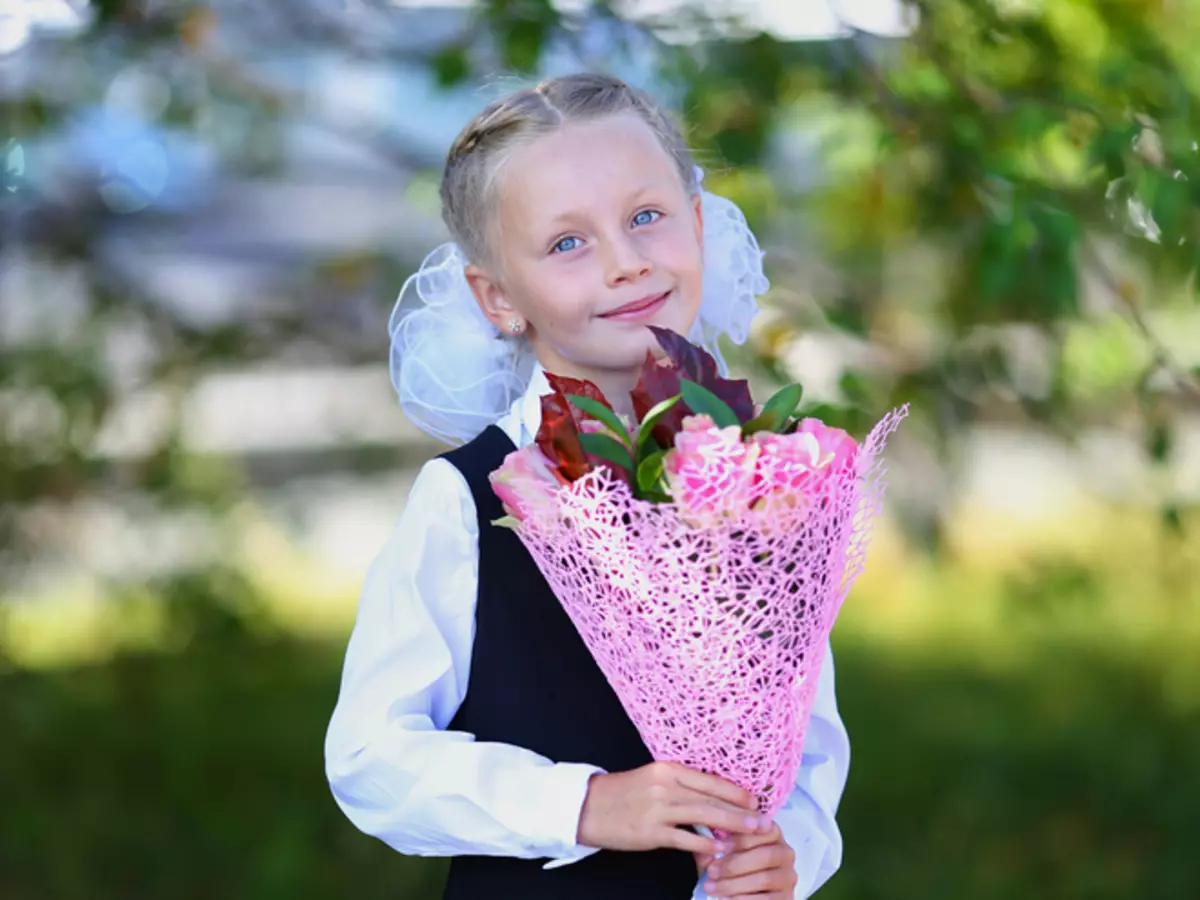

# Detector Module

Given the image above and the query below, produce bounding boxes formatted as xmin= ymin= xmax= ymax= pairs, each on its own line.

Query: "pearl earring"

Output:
xmin=507 ymin=318 xmax=524 ymax=335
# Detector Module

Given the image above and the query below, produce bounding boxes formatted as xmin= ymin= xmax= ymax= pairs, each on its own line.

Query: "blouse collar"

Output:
xmin=512 ymin=362 xmax=551 ymax=449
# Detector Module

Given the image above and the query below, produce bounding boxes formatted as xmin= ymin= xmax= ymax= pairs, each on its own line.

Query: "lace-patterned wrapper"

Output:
xmin=507 ymin=406 xmax=907 ymax=817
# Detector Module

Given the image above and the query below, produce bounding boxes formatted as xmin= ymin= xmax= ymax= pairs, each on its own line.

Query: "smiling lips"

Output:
xmin=601 ymin=290 xmax=671 ymax=321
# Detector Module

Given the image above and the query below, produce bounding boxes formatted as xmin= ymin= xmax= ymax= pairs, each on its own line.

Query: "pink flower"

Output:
xmin=489 ymin=444 xmax=564 ymax=523
xmin=663 ymin=415 xmax=760 ymax=527
xmin=751 ymin=420 xmax=859 ymax=516
xmin=793 ymin=418 xmax=858 ymax=475
xmin=751 ymin=433 xmax=813 ymax=509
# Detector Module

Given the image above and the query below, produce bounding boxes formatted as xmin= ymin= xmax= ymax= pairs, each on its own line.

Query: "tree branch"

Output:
xmin=1083 ymin=237 xmax=1200 ymax=400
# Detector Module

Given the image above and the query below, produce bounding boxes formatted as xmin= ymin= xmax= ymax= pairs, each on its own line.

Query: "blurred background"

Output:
xmin=2 ymin=0 xmax=1199 ymax=898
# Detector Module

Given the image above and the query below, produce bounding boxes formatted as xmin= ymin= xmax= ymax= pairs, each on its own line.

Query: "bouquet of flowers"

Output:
xmin=490 ymin=327 xmax=907 ymax=817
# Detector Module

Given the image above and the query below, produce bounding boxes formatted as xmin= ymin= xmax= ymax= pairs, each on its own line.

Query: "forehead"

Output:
xmin=496 ymin=114 xmax=684 ymax=224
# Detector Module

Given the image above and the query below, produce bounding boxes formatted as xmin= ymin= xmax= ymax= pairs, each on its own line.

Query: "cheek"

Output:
xmin=519 ymin=268 xmax=597 ymax=331
xmin=659 ymin=227 xmax=705 ymax=285
xmin=667 ymin=216 xmax=703 ymax=260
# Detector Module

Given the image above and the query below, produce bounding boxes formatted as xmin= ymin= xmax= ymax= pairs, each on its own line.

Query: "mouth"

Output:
xmin=600 ymin=290 xmax=671 ymax=321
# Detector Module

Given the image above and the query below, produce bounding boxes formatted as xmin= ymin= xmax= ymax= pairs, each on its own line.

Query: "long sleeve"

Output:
xmin=323 ymin=458 xmax=603 ymax=864
xmin=776 ymin=642 xmax=850 ymax=898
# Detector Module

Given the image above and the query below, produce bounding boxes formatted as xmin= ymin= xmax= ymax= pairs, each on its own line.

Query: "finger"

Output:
xmin=704 ymin=865 xmax=796 ymax=898
xmin=670 ymin=789 xmax=773 ymax=834
xmin=722 ymin=822 xmax=781 ymax=854
xmin=689 ymin=794 xmax=773 ymax=826
xmin=674 ymin=767 xmax=758 ymax=811
xmin=664 ymin=826 xmax=729 ymax=857
xmin=668 ymin=802 xmax=768 ymax=836
xmin=707 ymin=842 xmax=791 ymax=879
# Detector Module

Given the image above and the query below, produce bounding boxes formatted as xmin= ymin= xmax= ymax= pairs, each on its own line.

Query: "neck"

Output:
xmin=589 ymin=373 xmax=638 ymax=421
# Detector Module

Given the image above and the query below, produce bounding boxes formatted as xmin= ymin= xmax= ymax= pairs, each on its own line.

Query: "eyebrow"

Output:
xmin=543 ymin=183 xmax=672 ymax=229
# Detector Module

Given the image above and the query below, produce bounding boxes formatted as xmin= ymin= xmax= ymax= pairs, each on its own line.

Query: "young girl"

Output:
xmin=324 ymin=73 xmax=849 ymax=900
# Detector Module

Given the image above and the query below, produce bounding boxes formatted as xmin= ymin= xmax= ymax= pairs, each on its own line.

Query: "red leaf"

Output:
xmin=534 ymin=375 xmax=634 ymax=486
xmin=535 ymin=389 xmax=591 ymax=482
xmin=545 ymin=373 xmax=612 ymax=419
xmin=647 ymin=327 xmax=756 ymax=423
xmin=648 ymin=326 xmax=721 ymax=383
xmin=545 ymin=373 xmax=635 ymax=486
xmin=631 ymin=352 xmax=688 ymax=448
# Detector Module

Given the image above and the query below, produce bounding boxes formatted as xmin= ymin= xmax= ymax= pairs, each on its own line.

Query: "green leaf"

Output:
xmin=1144 ymin=168 xmax=1187 ymax=239
xmin=636 ymin=449 xmax=666 ymax=495
xmin=977 ymin=217 xmax=1021 ymax=305
xmin=1148 ymin=419 xmax=1172 ymax=464
xmin=635 ymin=395 xmax=680 ymax=456
xmin=792 ymin=401 xmax=856 ymax=433
xmin=679 ymin=379 xmax=739 ymax=428
xmin=742 ymin=383 xmax=804 ymax=435
xmin=500 ymin=17 xmax=547 ymax=72
xmin=491 ymin=515 xmax=521 ymax=531
xmin=578 ymin=432 xmax=633 ymax=472
xmin=1161 ymin=503 xmax=1185 ymax=537
xmin=431 ymin=46 xmax=470 ymax=86
xmin=566 ymin=395 xmax=631 ymax=446
xmin=838 ymin=370 xmax=873 ymax=408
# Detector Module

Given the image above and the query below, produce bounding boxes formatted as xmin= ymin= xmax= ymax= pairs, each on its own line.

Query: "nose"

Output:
xmin=602 ymin=232 xmax=652 ymax=287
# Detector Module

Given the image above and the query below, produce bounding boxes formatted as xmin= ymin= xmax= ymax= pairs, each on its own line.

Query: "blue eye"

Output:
xmin=632 ymin=209 xmax=662 ymax=227
xmin=552 ymin=236 xmax=582 ymax=254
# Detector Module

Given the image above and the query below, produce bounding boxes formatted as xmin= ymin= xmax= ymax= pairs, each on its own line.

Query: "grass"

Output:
xmin=826 ymin=636 xmax=1199 ymax=900
xmin=1 ymin=503 xmax=1198 ymax=899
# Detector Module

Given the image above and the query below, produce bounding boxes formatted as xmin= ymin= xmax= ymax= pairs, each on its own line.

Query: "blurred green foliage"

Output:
xmin=4 ymin=0 xmax=1200 ymax=573
xmin=3 ymin=504 xmax=1198 ymax=898
xmin=2 ymin=588 xmax=1196 ymax=900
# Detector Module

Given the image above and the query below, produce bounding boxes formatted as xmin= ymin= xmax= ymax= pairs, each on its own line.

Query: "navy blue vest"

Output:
xmin=438 ymin=425 xmax=697 ymax=900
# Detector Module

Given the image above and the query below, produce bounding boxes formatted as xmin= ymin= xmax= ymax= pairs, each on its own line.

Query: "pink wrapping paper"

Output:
xmin=508 ymin=406 xmax=908 ymax=816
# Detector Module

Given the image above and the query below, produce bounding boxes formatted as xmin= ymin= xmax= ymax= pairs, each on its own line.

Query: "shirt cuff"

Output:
xmin=791 ymin=828 xmax=835 ymax=898
xmin=538 ymin=763 xmax=605 ymax=869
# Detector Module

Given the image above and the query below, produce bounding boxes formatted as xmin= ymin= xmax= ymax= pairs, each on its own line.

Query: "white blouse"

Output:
xmin=324 ymin=366 xmax=851 ymax=899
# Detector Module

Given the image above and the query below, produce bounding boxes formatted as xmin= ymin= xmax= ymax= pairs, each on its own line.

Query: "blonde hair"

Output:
xmin=440 ymin=73 xmax=698 ymax=269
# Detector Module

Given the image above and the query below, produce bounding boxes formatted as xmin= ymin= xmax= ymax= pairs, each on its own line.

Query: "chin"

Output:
xmin=595 ymin=337 xmax=660 ymax=373
xmin=633 ymin=325 xmax=673 ymax=356
xmin=653 ymin=294 xmax=701 ymax=336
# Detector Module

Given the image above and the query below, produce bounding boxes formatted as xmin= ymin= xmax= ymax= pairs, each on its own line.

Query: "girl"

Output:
xmin=324 ymin=73 xmax=849 ymax=900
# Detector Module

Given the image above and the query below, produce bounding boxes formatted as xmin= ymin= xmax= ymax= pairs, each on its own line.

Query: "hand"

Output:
xmin=697 ymin=822 xmax=798 ymax=898
xmin=576 ymin=762 xmax=772 ymax=856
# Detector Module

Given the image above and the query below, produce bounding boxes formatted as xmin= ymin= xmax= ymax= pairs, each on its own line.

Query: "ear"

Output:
xmin=691 ymin=192 xmax=705 ymax=255
xmin=464 ymin=263 xmax=525 ymax=334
